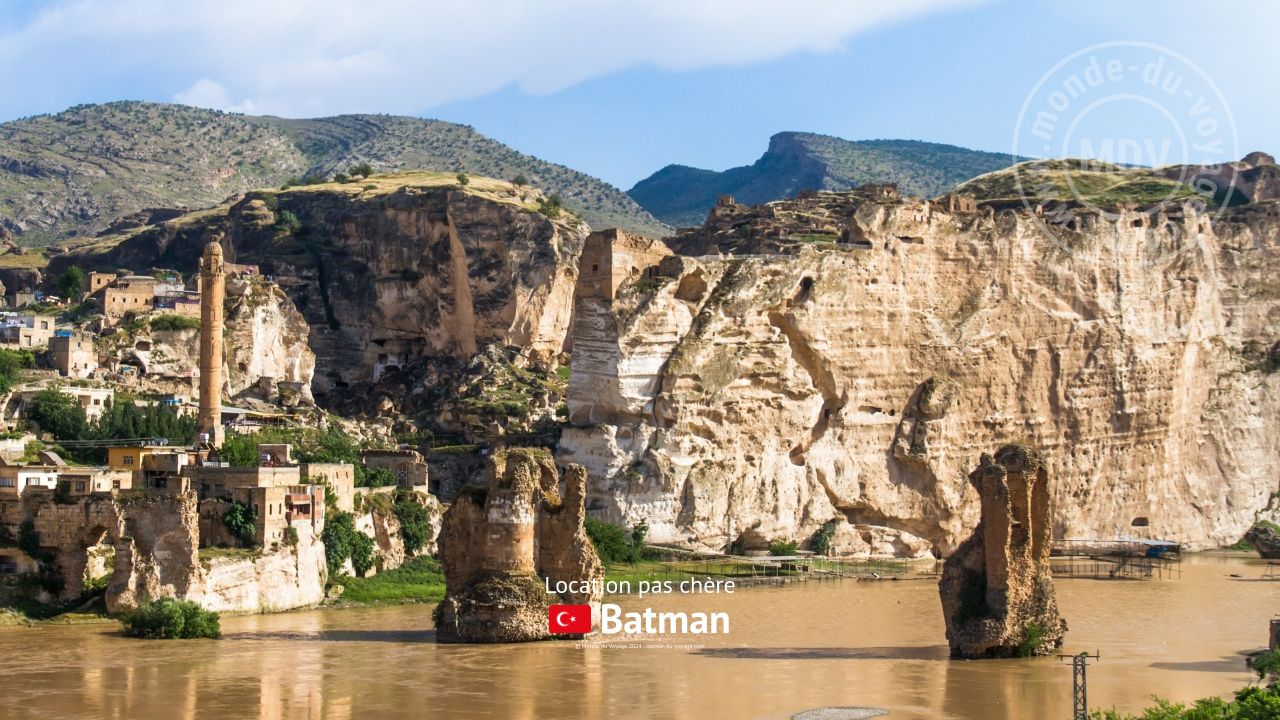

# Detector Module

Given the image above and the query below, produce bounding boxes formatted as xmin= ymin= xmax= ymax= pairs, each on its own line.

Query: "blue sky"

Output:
xmin=0 ymin=0 xmax=1275 ymax=188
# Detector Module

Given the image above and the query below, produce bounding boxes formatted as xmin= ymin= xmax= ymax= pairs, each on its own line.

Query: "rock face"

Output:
xmin=223 ymin=274 xmax=316 ymax=403
xmin=108 ymin=275 xmax=316 ymax=403
xmin=187 ymin=527 xmax=327 ymax=613
xmin=352 ymin=489 xmax=445 ymax=574
xmin=435 ymin=448 xmax=602 ymax=643
xmin=54 ymin=175 xmax=585 ymax=416
xmin=1244 ymin=522 xmax=1280 ymax=559
xmin=557 ymin=190 xmax=1280 ymax=555
xmin=939 ymin=446 xmax=1065 ymax=658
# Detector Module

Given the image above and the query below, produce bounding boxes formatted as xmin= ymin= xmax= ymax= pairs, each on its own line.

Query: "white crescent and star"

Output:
xmin=556 ymin=611 xmax=572 ymax=627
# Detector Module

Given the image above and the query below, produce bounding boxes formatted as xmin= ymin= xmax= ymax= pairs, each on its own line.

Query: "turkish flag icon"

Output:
xmin=548 ymin=604 xmax=592 ymax=634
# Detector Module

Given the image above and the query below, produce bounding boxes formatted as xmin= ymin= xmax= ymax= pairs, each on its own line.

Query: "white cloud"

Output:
xmin=0 ymin=0 xmax=981 ymax=118
xmin=173 ymin=79 xmax=256 ymax=114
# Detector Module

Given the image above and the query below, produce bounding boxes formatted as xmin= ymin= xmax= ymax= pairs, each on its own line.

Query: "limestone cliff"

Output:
xmin=107 ymin=275 xmax=316 ymax=403
xmin=558 ymin=191 xmax=1280 ymax=555
xmin=55 ymin=173 xmax=586 ymax=418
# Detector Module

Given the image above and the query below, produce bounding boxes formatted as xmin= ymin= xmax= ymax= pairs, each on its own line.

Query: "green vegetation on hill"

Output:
xmin=0 ymin=101 xmax=667 ymax=245
xmin=957 ymin=159 xmax=1208 ymax=207
xmin=628 ymin=132 xmax=1014 ymax=227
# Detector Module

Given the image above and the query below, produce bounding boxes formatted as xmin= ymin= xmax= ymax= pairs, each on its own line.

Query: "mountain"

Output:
xmin=0 ymin=101 xmax=669 ymax=244
xmin=628 ymin=132 xmax=1015 ymax=227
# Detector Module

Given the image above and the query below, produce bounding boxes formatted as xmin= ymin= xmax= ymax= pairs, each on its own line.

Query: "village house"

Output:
xmin=0 ymin=461 xmax=59 ymax=496
xmin=10 ymin=384 xmax=113 ymax=423
xmin=1 ymin=314 xmax=56 ymax=348
xmin=362 ymin=448 xmax=430 ymax=492
xmin=101 ymin=275 xmax=158 ymax=320
xmin=48 ymin=330 xmax=98 ymax=378
xmin=55 ymin=467 xmax=133 ymax=496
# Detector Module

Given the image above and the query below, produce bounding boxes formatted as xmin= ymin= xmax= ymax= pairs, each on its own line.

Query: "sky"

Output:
xmin=0 ymin=0 xmax=1275 ymax=188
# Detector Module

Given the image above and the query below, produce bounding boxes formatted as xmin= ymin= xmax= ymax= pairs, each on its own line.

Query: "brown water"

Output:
xmin=0 ymin=554 xmax=1274 ymax=720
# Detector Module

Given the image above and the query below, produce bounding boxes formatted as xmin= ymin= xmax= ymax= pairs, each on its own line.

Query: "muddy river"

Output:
xmin=0 ymin=554 xmax=1273 ymax=719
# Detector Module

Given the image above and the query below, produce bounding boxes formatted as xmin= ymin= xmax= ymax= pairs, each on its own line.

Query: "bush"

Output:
xmin=283 ymin=526 xmax=299 ymax=546
xmin=456 ymin=172 xmax=469 ymax=186
xmin=768 ymin=539 xmax=799 ymax=556
xmin=536 ymin=193 xmax=563 ymax=218
xmin=28 ymin=387 xmax=88 ymax=440
xmin=810 ymin=520 xmax=838 ymax=556
xmin=394 ymin=496 xmax=432 ymax=555
xmin=350 ymin=532 xmax=375 ymax=577
xmin=585 ymin=517 xmax=634 ymax=563
xmin=348 ymin=162 xmax=373 ymax=178
xmin=120 ymin=599 xmax=221 ymax=639
xmin=274 ymin=209 xmax=302 ymax=234
xmin=511 ymin=173 xmax=529 ymax=186
xmin=1016 ymin=622 xmax=1046 ymax=657
xmin=324 ymin=511 xmax=375 ymax=577
xmin=363 ymin=466 xmax=396 ymax=488
xmin=150 ymin=314 xmax=200 ymax=332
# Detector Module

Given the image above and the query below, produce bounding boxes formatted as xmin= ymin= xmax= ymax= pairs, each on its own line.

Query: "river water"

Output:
xmin=0 ymin=554 xmax=1273 ymax=720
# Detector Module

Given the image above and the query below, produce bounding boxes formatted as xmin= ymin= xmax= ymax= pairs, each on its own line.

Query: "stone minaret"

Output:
xmin=196 ymin=239 xmax=226 ymax=448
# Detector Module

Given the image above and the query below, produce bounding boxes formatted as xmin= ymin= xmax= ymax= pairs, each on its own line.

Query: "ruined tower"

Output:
xmin=196 ymin=239 xmax=226 ymax=448
xmin=938 ymin=444 xmax=1066 ymax=658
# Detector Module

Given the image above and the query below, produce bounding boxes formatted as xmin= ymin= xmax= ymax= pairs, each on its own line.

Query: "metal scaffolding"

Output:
xmin=1051 ymin=539 xmax=1181 ymax=580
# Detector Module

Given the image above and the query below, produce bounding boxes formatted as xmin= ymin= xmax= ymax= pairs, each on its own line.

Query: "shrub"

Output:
xmin=1016 ymin=622 xmax=1046 ymax=657
xmin=350 ymin=532 xmax=375 ymax=577
xmin=283 ymin=526 xmax=299 ymax=546
xmin=585 ymin=517 xmax=633 ymax=563
xmin=150 ymin=314 xmax=200 ymax=332
xmin=511 ymin=173 xmax=529 ymax=186
xmin=768 ymin=539 xmax=799 ymax=556
xmin=324 ymin=512 xmax=375 ymax=576
xmin=274 ymin=209 xmax=302 ymax=234
xmin=348 ymin=162 xmax=373 ymax=178
xmin=363 ymin=466 xmax=397 ymax=488
xmin=120 ymin=599 xmax=221 ymax=639
xmin=456 ymin=172 xmax=469 ymax=186
xmin=536 ymin=193 xmax=563 ymax=218
xmin=810 ymin=520 xmax=838 ymax=556
xmin=394 ymin=496 xmax=432 ymax=555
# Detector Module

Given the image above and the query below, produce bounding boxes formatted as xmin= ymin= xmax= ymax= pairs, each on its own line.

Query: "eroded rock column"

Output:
xmin=435 ymin=448 xmax=603 ymax=643
xmin=938 ymin=445 xmax=1066 ymax=658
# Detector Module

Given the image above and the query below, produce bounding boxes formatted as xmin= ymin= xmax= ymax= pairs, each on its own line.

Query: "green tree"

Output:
xmin=348 ymin=162 xmax=373 ymax=178
xmin=584 ymin=518 xmax=632 ymax=563
xmin=59 ymin=266 xmax=85 ymax=300
xmin=221 ymin=500 xmax=258 ymax=547
xmin=0 ymin=348 xmax=34 ymax=395
xmin=394 ymin=495 xmax=432 ymax=555
xmin=511 ymin=173 xmax=529 ymax=186
xmin=456 ymin=172 xmax=469 ymax=186
xmin=28 ymin=387 xmax=88 ymax=440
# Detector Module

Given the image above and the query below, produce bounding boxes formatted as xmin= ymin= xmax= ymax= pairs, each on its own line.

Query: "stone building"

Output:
xmin=362 ymin=449 xmax=430 ymax=492
xmin=102 ymin=276 xmax=158 ymax=320
xmin=10 ymin=384 xmax=113 ymax=423
xmin=48 ymin=330 xmax=98 ymax=378
xmin=1 ymin=315 xmax=55 ymax=348
xmin=576 ymin=229 xmax=673 ymax=300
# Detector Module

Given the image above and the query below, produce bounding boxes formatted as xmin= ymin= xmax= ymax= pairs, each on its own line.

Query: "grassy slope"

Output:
xmin=629 ymin=132 xmax=1015 ymax=227
xmin=957 ymin=159 xmax=1204 ymax=206
xmin=0 ymin=101 xmax=668 ymax=245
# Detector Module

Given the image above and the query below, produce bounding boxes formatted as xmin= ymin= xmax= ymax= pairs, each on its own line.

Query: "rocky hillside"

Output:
xmin=559 ymin=182 xmax=1280 ymax=556
xmin=628 ymin=132 xmax=1013 ymax=227
xmin=53 ymin=172 xmax=586 ymax=434
xmin=0 ymin=101 xmax=667 ymax=245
